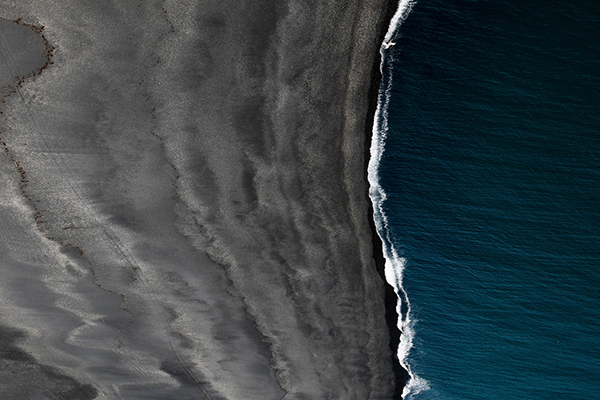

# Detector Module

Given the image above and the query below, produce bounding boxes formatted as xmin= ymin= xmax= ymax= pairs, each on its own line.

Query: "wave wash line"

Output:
xmin=367 ymin=0 xmax=429 ymax=398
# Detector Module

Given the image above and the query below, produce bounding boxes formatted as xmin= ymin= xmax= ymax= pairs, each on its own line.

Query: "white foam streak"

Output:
xmin=368 ymin=1 xmax=429 ymax=398
xmin=383 ymin=0 xmax=417 ymax=44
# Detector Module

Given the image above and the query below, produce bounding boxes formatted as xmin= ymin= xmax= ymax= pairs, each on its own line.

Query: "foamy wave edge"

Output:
xmin=367 ymin=1 xmax=430 ymax=398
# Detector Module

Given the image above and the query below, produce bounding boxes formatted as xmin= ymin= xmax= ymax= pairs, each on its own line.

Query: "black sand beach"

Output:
xmin=0 ymin=1 xmax=400 ymax=398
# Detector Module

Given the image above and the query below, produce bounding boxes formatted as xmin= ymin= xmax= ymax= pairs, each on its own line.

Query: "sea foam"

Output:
xmin=367 ymin=0 xmax=429 ymax=398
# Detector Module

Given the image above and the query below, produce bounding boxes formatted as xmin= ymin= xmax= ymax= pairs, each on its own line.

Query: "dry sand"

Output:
xmin=0 ymin=1 xmax=399 ymax=398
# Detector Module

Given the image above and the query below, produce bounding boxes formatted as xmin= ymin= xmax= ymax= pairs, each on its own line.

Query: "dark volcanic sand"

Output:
xmin=0 ymin=1 xmax=398 ymax=398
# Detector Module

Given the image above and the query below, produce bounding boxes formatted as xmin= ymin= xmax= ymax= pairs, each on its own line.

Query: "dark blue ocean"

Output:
xmin=375 ymin=1 xmax=600 ymax=398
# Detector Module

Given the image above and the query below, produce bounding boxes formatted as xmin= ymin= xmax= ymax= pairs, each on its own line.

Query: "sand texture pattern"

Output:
xmin=0 ymin=1 xmax=396 ymax=398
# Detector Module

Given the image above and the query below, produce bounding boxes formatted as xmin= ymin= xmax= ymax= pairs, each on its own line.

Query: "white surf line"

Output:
xmin=368 ymin=1 xmax=430 ymax=398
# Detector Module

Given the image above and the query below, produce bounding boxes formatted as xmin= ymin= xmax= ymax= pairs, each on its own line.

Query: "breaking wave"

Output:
xmin=368 ymin=0 xmax=430 ymax=398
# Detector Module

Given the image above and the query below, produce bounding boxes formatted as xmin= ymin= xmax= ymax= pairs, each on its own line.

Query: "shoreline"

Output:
xmin=364 ymin=0 xmax=410 ymax=397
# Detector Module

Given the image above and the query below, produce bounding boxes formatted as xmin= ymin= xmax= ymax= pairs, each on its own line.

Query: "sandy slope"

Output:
xmin=0 ymin=1 xmax=395 ymax=398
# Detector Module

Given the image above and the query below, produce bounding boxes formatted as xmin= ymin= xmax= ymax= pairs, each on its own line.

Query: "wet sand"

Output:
xmin=0 ymin=1 xmax=398 ymax=398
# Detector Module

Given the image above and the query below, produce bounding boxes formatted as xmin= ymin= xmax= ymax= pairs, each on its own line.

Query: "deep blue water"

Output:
xmin=377 ymin=1 xmax=600 ymax=398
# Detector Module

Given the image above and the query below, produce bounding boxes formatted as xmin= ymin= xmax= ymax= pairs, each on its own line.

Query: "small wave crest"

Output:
xmin=383 ymin=0 xmax=417 ymax=45
xmin=367 ymin=1 xmax=429 ymax=398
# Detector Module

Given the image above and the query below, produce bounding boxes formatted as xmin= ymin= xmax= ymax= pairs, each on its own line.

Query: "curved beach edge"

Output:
xmin=364 ymin=0 xmax=410 ymax=398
